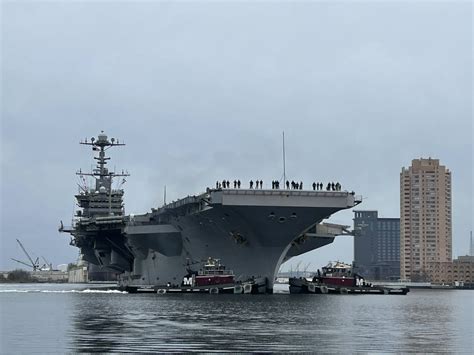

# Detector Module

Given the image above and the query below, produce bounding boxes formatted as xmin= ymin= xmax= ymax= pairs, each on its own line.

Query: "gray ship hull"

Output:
xmin=113 ymin=189 xmax=359 ymax=292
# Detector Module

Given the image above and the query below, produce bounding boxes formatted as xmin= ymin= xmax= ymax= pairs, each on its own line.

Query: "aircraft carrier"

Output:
xmin=60 ymin=132 xmax=361 ymax=293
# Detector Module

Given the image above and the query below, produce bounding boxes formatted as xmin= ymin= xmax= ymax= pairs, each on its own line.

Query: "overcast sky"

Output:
xmin=1 ymin=1 xmax=472 ymax=272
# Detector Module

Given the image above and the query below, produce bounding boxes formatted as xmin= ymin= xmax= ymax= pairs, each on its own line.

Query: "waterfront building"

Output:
xmin=400 ymin=158 xmax=452 ymax=281
xmin=353 ymin=210 xmax=400 ymax=280
xmin=426 ymin=255 xmax=474 ymax=286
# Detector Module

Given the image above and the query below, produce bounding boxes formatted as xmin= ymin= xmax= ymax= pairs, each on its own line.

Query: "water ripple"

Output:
xmin=1 ymin=287 xmax=472 ymax=353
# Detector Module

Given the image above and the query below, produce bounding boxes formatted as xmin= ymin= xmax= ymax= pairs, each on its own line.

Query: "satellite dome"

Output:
xmin=99 ymin=186 xmax=107 ymax=193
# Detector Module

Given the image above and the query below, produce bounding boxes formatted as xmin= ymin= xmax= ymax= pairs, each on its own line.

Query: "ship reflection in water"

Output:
xmin=65 ymin=287 xmax=472 ymax=353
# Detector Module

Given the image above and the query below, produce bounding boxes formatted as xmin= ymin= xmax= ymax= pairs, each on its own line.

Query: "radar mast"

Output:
xmin=78 ymin=131 xmax=129 ymax=192
xmin=74 ymin=131 xmax=130 ymax=218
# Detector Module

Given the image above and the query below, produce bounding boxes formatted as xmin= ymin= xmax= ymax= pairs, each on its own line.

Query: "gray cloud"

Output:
xmin=1 ymin=1 xmax=472 ymax=270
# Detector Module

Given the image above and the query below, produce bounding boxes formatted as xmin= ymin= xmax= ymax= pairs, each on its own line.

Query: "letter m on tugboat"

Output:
xmin=182 ymin=275 xmax=195 ymax=287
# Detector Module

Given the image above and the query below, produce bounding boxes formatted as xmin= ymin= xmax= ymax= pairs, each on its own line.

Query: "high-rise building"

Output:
xmin=353 ymin=210 xmax=400 ymax=281
xmin=400 ymin=158 xmax=452 ymax=281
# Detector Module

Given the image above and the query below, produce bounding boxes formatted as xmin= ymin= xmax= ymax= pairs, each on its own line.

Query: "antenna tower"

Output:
xmin=282 ymin=131 xmax=286 ymax=184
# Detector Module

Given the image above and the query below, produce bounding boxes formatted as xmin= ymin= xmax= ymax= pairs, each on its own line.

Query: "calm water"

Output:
xmin=0 ymin=283 xmax=472 ymax=353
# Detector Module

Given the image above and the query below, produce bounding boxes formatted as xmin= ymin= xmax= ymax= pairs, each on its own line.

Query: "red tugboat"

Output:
xmin=315 ymin=261 xmax=364 ymax=287
xmin=150 ymin=257 xmax=259 ymax=294
xmin=194 ymin=257 xmax=236 ymax=287
xmin=289 ymin=261 xmax=409 ymax=295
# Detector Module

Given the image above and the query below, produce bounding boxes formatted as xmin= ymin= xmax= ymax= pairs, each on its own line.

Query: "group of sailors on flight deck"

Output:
xmin=216 ymin=180 xmax=242 ymax=189
xmin=271 ymin=180 xmax=303 ymax=189
xmin=272 ymin=180 xmax=342 ymax=191
xmin=215 ymin=180 xmax=342 ymax=191
xmin=313 ymin=182 xmax=342 ymax=191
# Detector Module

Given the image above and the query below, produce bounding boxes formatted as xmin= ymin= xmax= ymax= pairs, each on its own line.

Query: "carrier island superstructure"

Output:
xmin=60 ymin=132 xmax=361 ymax=293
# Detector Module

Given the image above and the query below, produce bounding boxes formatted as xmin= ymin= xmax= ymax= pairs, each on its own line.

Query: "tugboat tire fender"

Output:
xmin=157 ymin=289 xmax=167 ymax=294
xmin=320 ymin=285 xmax=328 ymax=294
xmin=209 ymin=287 xmax=219 ymax=294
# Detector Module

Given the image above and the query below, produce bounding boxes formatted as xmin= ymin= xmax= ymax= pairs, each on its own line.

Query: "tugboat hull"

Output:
xmin=289 ymin=277 xmax=409 ymax=295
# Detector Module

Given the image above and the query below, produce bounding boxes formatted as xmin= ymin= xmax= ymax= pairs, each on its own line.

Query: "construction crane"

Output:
xmin=41 ymin=256 xmax=53 ymax=271
xmin=295 ymin=260 xmax=302 ymax=277
xmin=11 ymin=239 xmax=40 ymax=271
xmin=303 ymin=262 xmax=311 ymax=277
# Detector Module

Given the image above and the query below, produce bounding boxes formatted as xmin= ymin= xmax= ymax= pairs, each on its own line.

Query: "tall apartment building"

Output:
xmin=400 ymin=158 xmax=452 ymax=281
xmin=353 ymin=210 xmax=400 ymax=281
